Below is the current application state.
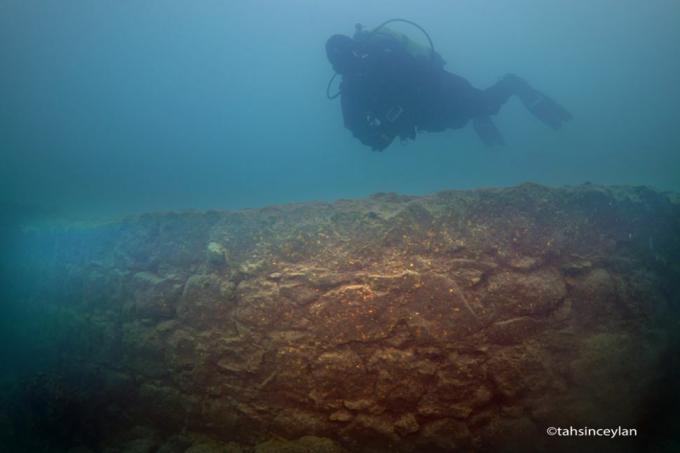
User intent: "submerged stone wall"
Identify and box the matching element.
[3,183,680,452]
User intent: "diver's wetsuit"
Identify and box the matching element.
[326,31,571,151]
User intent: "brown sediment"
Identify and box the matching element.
[3,183,680,452]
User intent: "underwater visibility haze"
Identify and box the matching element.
[1,1,680,452]
[1,0,679,217]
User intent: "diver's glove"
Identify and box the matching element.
[358,111,398,151]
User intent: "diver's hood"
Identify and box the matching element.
[325,34,355,75]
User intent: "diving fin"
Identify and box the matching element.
[473,116,505,147]
[520,89,573,129]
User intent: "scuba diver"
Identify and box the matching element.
[325,20,572,151]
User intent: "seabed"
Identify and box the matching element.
[1,183,679,452]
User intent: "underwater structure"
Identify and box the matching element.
[1,183,679,452]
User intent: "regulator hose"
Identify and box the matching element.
[370,18,436,58]
[326,18,436,100]
[326,72,341,100]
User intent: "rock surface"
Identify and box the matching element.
[2,183,680,452]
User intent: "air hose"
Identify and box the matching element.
[326,18,436,100]
[371,18,436,58]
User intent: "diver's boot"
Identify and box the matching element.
[517,86,573,129]
[473,116,505,146]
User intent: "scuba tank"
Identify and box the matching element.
[326,19,440,100]
[353,22,436,63]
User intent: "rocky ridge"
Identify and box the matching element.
[3,183,680,452]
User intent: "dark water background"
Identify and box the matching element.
[1,0,679,219]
